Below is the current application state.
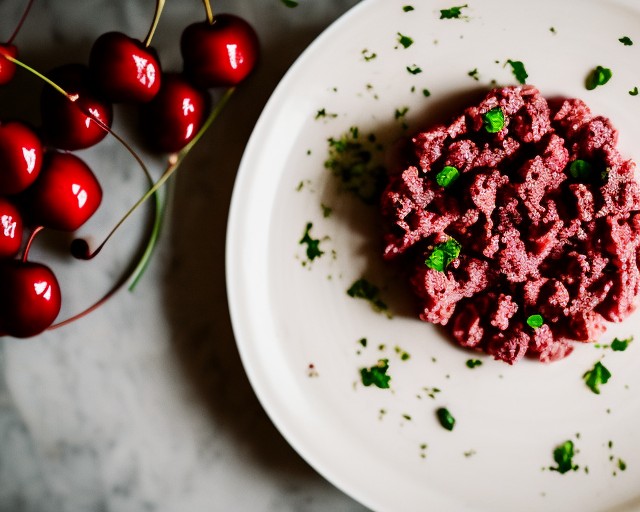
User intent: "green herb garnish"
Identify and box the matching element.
[482,107,505,133]
[583,361,612,394]
[550,440,579,474]
[585,65,612,90]
[403,5,415,12]
[397,33,414,49]
[506,60,528,84]
[630,87,639,96]
[347,278,389,313]
[315,108,337,120]
[436,407,456,431]
[435,165,460,187]
[425,238,461,272]
[395,346,411,361]
[299,223,324,261]
[526,314,544,329]
[406,64,422,75]
[360,359,391,389]
[618,458,627,471]
[619,36,633,46]
[422,88,431,97]
[467,68,479,81]
[611,336,633,351]
[362,48,377,61]
[280,0,298,7]
[466,359,482,368]
[568,159,592,179]
[325,127,386,204]
[440,4,468,19]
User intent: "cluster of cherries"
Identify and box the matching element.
[0,0,259,338]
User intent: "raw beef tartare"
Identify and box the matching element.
[380,85,640,364]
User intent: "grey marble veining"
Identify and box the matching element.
[0,1,370,511]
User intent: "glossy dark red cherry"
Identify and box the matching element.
[0,120,43,195]
[0,44,17,85]
[40,63,113,150]
[140,72,209,153]
[0,198,23,258]
[89,32,162,103]
[0,260,61,338]
[181,14,259,88]
[24,152,102,231]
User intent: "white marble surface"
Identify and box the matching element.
[0,0,370,510]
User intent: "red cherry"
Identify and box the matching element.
[0,121,43,195]
[0,198,23,258]
[89,32,162,103]
[0,260,61,338]
[140,73,210,153]
[24,152,102,231]
[0,44,17,85]
[40,64,113,150]
[181,14,259,88]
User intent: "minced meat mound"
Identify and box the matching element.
[380,85,640,364]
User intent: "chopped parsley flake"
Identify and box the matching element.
[482,107,505,133]
[403,5,415,12]
[629,87,639,96]
[467,68,479,81]
[436,165,460,187]
[550,440,579,474]
[315,108,337,120]
[506,60,528,84]
[618,458,627,471]
[527,314,544,329]
[436,407,456,431]
[422,88,431,97]
[358,338,368,348]
[440,4,468,19]
[550,26,557,34]
[299,223,324,261]
[425,238,461,272]
[320,203,332,218]
[280,0,298,6]
[360,359,391,389]
[583,361,612,394]
[611,336,633,351]
[423,387,441,399]
[395,106,409,119]
[362,48,377,61]
[466,359,482,368]
[585,65,612,90]
[347,278,389,313]
[397,33,414,48]
[406,64,422,75]
[569,159,592,179]
[325,127,386,204]
[619,36,633,46]
[395,346,411,361]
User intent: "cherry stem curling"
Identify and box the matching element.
[7,0,35,45]
[143,0,165,47]
[21,225,44,263]
[202,0,214,24]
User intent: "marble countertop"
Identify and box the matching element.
[0,0,370,510]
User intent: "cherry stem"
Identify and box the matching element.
[102,86,237,288]
[7,0,35,45]
[5,55,71,99]
[143,0,165,47]
[202,0,214,24]
[21,225,43,263]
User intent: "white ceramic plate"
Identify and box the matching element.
[226,1,640,510]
